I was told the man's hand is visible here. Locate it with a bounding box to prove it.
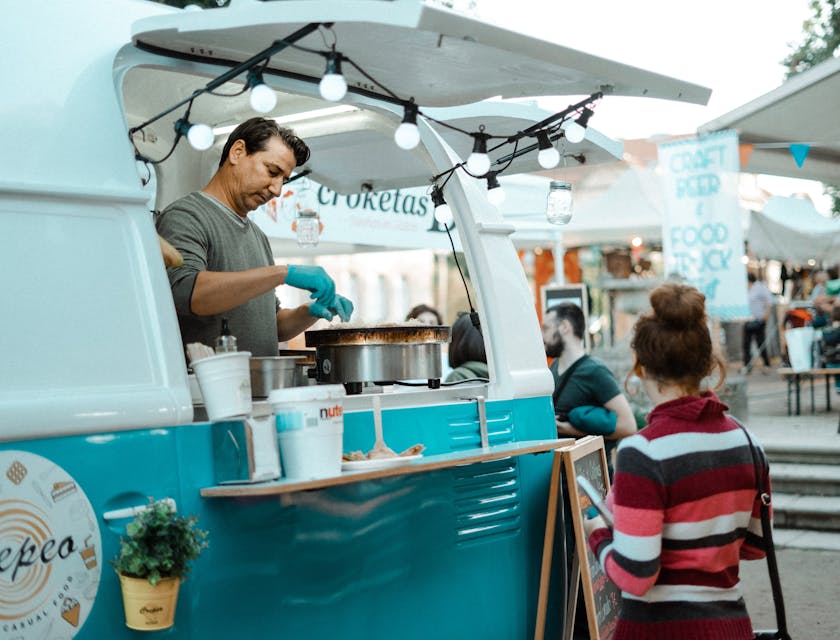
[556,418,583,438]
[285,265,336,304]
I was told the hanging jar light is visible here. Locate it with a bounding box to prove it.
[291,179,322,247]
[545,180,573,225]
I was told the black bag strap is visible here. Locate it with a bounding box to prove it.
[731,417,792,640]
[551,354,588,409]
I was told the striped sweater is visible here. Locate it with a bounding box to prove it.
[588,393,768,640]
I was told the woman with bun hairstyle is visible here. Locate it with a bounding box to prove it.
[584,283,770,640]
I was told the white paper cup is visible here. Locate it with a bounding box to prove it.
[277,422,343,480]
[191,351,252,422]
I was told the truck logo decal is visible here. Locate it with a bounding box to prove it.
[0,452,100,639]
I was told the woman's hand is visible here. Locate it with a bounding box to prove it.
[582,513,607,540]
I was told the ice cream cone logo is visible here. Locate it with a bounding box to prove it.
[79,535,97,569]
[61,597,80,627]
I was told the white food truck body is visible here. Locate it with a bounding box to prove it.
[0,2,708,638]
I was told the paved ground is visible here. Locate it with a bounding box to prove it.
[726,364,840,639]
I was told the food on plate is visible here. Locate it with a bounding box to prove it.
[342,443,425,462]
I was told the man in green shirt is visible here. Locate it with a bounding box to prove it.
[542,302,635,445]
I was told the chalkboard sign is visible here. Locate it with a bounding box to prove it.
[534,436,619,640]
[564,436,619,640]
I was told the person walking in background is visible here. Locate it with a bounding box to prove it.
[742,272,774,374]
[444,312,488,383]
[542,302,636,467]
[583,283,770,640]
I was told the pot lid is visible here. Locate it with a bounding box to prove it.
[131,1,710,109]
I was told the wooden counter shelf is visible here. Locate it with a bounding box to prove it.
[200,438,572,498]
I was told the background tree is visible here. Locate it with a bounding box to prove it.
[783,0,840,216]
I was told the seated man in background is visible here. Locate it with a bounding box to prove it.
[541,302,636,468]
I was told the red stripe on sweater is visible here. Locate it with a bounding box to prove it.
[669,464,754,501]
[614,504,664,536]
[667,489,757,522]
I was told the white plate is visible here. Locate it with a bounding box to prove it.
[341,454,423,472]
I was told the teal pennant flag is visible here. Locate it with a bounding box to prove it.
[789,144,811,168]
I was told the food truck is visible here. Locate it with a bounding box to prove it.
[0,1,709,638]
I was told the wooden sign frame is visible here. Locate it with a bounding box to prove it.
[534,436,619,640]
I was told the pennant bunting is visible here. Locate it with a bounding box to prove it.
[789,143,811,168]
[738,143,754,169]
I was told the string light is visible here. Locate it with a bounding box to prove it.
[431,186,453,225]
[563,107,593,144]
[128,25,604,191]
[394,102,421,150]
[174,118,214,151]
[486,171,506,206]
[466,132,492,176]
[536,131,560,169]
[319,52,347,102]
[247,68,277,113]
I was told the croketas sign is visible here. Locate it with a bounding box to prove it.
[0,452,101,639]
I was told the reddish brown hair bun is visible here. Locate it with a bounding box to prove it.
[631,283,725,393]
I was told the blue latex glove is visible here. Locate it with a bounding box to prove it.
[329,295,354,322]
[285,265,335,304]
[308,301,334,321]
[308,295,354,322]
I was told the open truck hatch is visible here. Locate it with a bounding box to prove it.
[131,1,711,109]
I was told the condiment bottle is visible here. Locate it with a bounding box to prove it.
[214,318,238,353]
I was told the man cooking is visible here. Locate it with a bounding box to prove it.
[156,117,353,357]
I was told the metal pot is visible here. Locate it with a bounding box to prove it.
[249,356,299,398]
[304,325,450,393]
[278,349,317,387]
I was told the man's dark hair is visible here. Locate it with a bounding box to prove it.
[448,312,486,369]
[218,117,310,168]
[747,272,757,284]
[545,302,585,340]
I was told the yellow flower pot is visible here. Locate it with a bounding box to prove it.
[118,574,181,631]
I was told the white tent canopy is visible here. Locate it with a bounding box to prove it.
[749,195,840,263]
[699,56,840,184]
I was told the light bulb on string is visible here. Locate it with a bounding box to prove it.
[563,107,593,144]
[247,69,277,113]
[175,118,214,151]
[536,131,560,169]
[466,132,491,176]
[486,171,506,207]
[431,185,453,226]
[394,102,420,150]
[319,52,347,102]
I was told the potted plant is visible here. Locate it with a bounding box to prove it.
[113,498,209,631]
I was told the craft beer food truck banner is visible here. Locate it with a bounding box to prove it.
[253,179,461,252]
[658,131,749,319]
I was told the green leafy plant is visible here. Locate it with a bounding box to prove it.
[112,498,209,586]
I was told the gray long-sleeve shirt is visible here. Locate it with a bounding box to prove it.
[156,192,280,357]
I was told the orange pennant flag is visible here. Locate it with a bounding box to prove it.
[738,143,754,169]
